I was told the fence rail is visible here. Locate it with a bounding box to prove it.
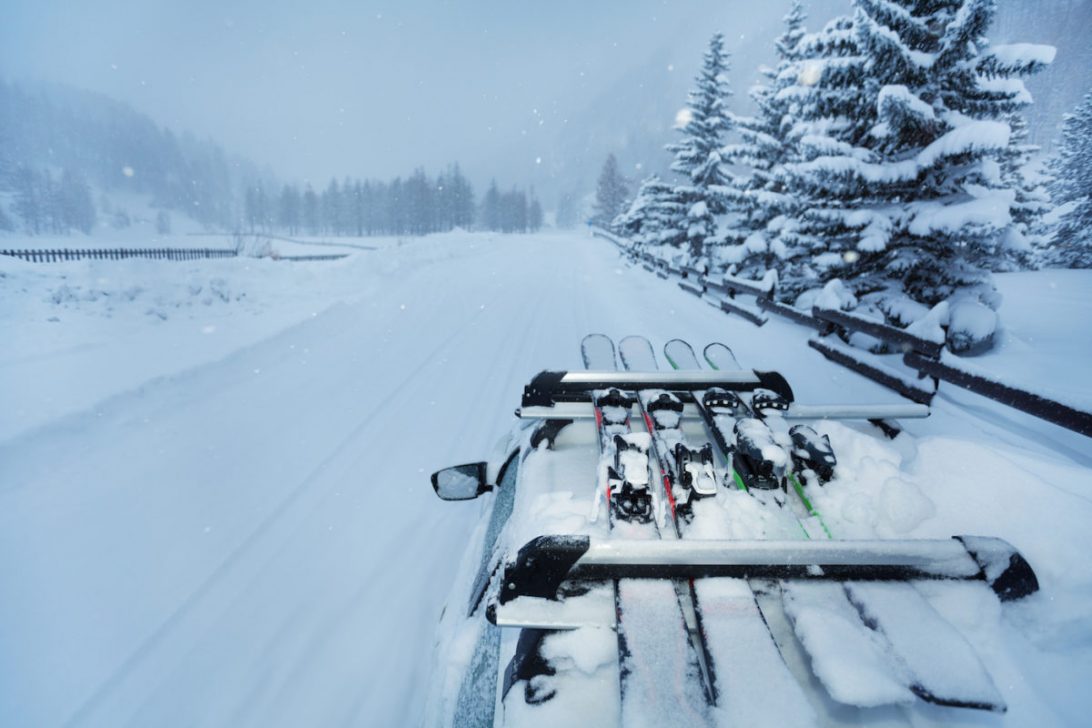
[595,227,1091,439]
[812,307,943,358]
[904,352,1092,437]
[277,253,349,262]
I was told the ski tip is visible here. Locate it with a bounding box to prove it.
[957,535,1041,602]
[663,338,699,370]
[702,341,740,371]
[580,333,617,370]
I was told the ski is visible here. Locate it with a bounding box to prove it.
[694,339,1008,712]
[695,340,831,534]
[579,334,713,725]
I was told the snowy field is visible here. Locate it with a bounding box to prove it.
[2,231,1091,727]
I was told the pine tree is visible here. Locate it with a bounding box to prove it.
[615,175,686,250]
[278,184,301,235]
[666,33,733,260]
[994,115,1050,270]
[302,184,320,235]
[777,0,1050,310]
[481,179,501,231]
[721,2,809,278]
[592,153,629,229]
[351,180,365,236]
[447,163,475,230]
[528,190,544,232]
[322,178,341,235]
[1046,91,1092,268]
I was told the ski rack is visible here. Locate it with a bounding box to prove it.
[498,534,1039,606]
[518,368,930,422]
[521,369,794,407]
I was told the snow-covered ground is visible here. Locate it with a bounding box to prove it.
[1,230,1090,727]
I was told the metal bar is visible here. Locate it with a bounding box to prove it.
[559,370,760,386]
[783,403,930,420]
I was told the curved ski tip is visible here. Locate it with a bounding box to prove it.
[957,535,1040,602]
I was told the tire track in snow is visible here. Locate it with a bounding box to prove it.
[62,271,519,727]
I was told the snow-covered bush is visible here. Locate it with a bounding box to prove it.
[946,298,999,355]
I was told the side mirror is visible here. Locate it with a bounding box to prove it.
[431,462,491,500]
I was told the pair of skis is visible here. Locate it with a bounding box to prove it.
[581,333,716,724]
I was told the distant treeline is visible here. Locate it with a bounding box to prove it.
[0,81,546,238]
[246,165,543,236]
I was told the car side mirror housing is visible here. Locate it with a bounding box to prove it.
[431,462,491,500]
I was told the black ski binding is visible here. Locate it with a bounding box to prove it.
[733,417,788,490]
[597,388,636,425]
[703,387,750,418]
[609,436,653,523]
[751,387,790,416]
[674,442,718,508]
[789,425,837,483]
[646,391,684,430]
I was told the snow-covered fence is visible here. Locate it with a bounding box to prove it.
[808,338,936,405]
[905,352,1092,438]
[608,236,1092,439]
[812,308,943,358]
[0,248,237,263]
[0,248,350,264]
[757,297,830,332]
[275,253,350,262]
[589,226,627,247]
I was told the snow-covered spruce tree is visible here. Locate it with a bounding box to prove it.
[777,0,1051,317]
[1046,91,1092,268]
[720,1,809,279]
[592,153,629,230]
[614,175,686,250]
[666,33,733,261]
[752,15,869,300]
[993,114,1051,270]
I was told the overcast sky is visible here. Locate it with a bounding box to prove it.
[3,0,1083,197]
[2,0,744,183]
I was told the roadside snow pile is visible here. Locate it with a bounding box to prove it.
[953,269,1092,410]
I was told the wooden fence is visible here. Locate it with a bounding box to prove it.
[1,248,237,263]
[0,248,348,264]
[592,227,1092,439]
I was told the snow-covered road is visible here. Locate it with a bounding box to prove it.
[2,232,1090,727]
